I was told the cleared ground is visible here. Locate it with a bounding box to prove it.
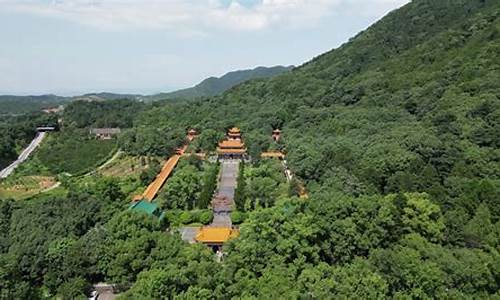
[0,175,57,200]
[98,154,152,178]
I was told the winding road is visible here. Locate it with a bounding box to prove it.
[0,132,47,179]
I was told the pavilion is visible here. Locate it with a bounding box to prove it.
[217,127,247,159]
[195,227,240,251]
[272,129,282,142]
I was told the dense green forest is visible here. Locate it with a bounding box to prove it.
[63,99,146,128]
[1,0,500,298]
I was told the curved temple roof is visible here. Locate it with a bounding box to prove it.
[195,227,240,244]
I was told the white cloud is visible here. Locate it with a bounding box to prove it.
[0,0,408,33]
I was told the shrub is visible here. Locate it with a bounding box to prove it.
[179,211,193,225]
[199,210,214,225]
[231,211,246,224]
[165,209,182,226]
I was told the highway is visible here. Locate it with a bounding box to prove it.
[0,132,47,179]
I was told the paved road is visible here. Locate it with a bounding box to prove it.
[0,132,47,179]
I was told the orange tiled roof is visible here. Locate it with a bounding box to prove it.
[195,227,240,243]
[218,140,245,148]
[261,151,285,159]
[217,148,247,154]
[229,127,241,134]
[132,194,144,201]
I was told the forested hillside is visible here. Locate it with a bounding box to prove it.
[149,65,293,100]
[1,0,499,298]
[0,95,67,116]
[122,0,500,297]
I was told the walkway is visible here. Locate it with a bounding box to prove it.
[0,132,47,179]
[211,159,239,227]
[136,131,194,202]
[142,152,182,201]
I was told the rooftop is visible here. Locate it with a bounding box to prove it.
[195,227,240,244]
[218,140,245,148]
[129,200,158,215]
[261,151,285,159]
[217,148,247,154]
[132,195,144,202]
[90,128,122,135]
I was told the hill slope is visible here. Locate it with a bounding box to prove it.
[123,0,500,296]
[150,65,293,100]
[139,0,500,194]
[0,95,68,115]
[2,1,500,298]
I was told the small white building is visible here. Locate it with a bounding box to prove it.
[90,128,121,140]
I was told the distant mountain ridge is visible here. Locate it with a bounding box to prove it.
[149,65,294,101]
[0,95,68,115]
[0,65,293,115]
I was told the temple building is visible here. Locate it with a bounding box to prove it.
[195,227,240,251]
[187,129,198,141]
[90,128,121,140]
[217,127,247,159]
[228,127,242,140]
[272,129,281,142]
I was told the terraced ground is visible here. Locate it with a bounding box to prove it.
[0,175,57,200]
[98,153,152,178]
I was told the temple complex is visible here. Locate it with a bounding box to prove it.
[217,127,247,159]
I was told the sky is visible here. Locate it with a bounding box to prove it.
[0,0,409,96]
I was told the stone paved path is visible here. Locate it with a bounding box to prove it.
[211,159,239,227]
